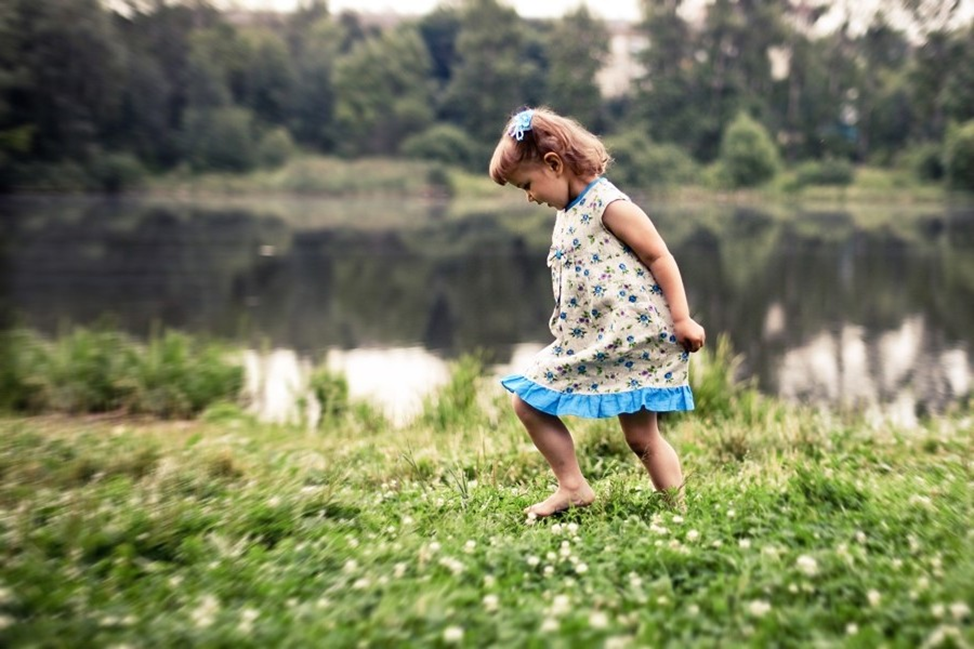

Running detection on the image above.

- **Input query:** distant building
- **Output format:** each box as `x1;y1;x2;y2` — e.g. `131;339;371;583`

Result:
596;21;647;98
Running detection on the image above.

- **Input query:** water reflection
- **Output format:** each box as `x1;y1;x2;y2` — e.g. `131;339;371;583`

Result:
1;196;971;422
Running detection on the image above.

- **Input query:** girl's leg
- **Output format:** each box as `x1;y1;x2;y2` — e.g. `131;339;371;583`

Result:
511;394;595;517
618;409;684;501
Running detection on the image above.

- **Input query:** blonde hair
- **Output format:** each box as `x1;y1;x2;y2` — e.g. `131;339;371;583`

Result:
488;106;611;185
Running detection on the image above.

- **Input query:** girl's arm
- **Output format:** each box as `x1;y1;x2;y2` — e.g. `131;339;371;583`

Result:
602;200;706;353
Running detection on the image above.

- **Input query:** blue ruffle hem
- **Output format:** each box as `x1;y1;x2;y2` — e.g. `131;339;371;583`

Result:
501;374;695;418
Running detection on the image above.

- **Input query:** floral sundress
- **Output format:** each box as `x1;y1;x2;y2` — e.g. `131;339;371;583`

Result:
501;177;694;417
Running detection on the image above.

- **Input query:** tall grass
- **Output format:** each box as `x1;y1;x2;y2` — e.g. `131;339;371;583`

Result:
0;327;242;418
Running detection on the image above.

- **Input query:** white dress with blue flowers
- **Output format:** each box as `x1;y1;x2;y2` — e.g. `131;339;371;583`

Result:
501;177;694;417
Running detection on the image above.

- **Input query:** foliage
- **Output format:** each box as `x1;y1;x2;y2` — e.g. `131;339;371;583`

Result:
333;26;435;156
792;158;856;188
89;151;148;193
944;119;974;191
183;107;258;172
309;368;350;424
718;112;781;188
257;127;295;169
604;130;699;189
400;124;483;171
901;142;945;182
0;327;243;418
0;0;972;191
419;354;486;431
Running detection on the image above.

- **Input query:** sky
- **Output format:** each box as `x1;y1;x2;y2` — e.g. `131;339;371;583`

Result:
215;0;974;31
220;0;645;21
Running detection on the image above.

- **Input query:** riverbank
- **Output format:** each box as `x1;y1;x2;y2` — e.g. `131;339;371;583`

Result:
138;154;966;209
0;376;970;646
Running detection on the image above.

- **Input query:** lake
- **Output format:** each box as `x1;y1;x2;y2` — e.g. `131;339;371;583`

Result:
1;194;972;425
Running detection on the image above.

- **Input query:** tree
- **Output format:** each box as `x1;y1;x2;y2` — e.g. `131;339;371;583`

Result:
333;26;434;155
10;0;126;161
286;14;341;152
444;0;539;144
719;111;780;188
634;0;701;151
545;7;609;129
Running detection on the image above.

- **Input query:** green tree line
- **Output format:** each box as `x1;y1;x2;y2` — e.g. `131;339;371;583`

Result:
0;0;972;192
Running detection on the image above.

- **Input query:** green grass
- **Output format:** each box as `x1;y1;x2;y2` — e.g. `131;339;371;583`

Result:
0;327;243;418
0;357;970;646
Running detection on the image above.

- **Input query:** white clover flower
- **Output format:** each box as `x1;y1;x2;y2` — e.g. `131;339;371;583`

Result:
796;555;819;577
671;515;684;524
711;540;723;548
589;611;609;628
855;530;867;544
428;541;441;553
443;626;463;643
394;563;407;578
932;604;946;619
464;540;477;553
727;509;736;518
484;575;496;587
527;555;540;567
239;608;259;633
657;596;669;606
343;559;358;573
575;563;588;574
546;551;557;562
846;623;858;635
352;578;370;590
482;594;499;612
551;594;571;616
746;600;771;617
191;595;220;629
687;604;700;617
567;522;579;534
0;588;12;605
551;523;563;535
867;589;881;607
686;529;700;542
949;602;970;621
540;618;559;633
544;565;554;576
739;538;751;549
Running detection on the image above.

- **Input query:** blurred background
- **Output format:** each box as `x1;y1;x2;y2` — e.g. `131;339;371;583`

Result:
0;0;972;423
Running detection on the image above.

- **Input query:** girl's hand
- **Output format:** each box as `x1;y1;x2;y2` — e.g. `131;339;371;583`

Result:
674;317;706;353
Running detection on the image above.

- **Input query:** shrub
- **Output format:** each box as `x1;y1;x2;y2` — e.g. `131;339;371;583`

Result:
420;354;485;431
89;152;147;193
400;124;482;171
257;127;295;169
944;120;974;191
793;158;855;187
604;130;698;189
122;331;244;418
309;368;350;425
719;112;780;188
183;107;258;172
2;327;243;418
902;142;945;182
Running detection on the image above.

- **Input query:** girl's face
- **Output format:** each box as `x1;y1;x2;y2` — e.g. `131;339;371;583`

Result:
507;160;569;210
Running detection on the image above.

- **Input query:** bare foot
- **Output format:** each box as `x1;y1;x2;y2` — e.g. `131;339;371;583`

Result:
525;484;596;518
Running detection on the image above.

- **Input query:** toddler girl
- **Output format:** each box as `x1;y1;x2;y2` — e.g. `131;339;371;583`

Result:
490;107;706;517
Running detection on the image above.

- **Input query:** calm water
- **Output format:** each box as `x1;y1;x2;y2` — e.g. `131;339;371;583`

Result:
1;195;972;423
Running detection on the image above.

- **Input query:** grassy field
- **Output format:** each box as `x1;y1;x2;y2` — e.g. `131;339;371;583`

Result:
0;348;970;648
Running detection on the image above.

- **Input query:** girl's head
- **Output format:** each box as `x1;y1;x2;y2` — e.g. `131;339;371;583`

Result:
489;107;610;186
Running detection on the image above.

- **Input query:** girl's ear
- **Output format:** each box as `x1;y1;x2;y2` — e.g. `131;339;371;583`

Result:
543;152;565;175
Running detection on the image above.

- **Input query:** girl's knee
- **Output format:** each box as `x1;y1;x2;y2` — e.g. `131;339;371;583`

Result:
625;434;651;458
511;394;536;422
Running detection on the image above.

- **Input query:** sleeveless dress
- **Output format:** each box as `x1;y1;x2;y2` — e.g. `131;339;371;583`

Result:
501;177;695;417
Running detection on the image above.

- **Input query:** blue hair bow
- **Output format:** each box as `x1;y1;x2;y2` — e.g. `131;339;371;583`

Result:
508;109;534;141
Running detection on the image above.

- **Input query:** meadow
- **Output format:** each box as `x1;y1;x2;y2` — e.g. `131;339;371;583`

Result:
0;337;970;647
